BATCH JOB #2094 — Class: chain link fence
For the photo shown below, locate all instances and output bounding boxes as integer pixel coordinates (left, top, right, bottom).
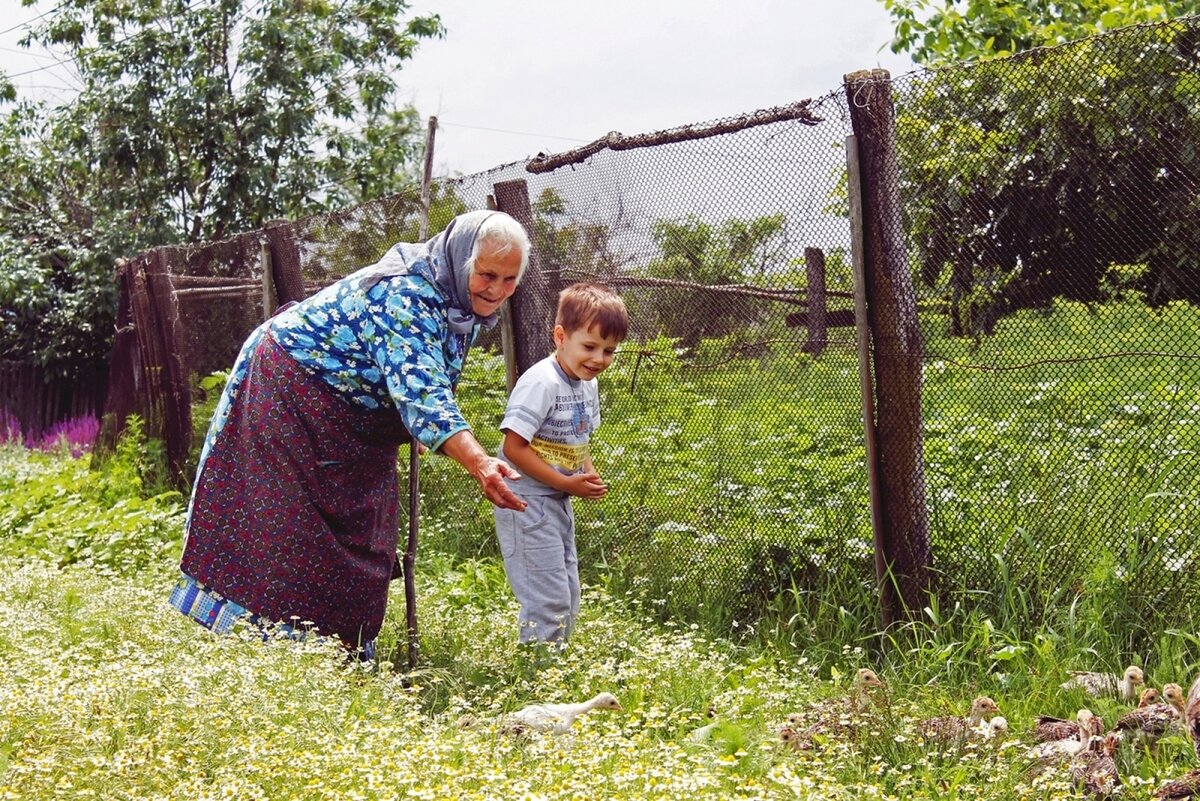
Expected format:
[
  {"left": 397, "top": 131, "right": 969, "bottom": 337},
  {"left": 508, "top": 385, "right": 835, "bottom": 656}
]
[
  {"left": 887, "top": 19, "right": 1200, "bottom": 630},
  {"left": 113, "top": 17, "right": 1200, "bottom": 637}
]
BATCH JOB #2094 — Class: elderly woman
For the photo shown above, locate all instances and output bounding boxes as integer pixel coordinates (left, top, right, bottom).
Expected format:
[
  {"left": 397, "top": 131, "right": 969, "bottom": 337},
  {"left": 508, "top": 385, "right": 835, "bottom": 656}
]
[{"left": 169, "top": 210, "right": 531, "bottom": 656}]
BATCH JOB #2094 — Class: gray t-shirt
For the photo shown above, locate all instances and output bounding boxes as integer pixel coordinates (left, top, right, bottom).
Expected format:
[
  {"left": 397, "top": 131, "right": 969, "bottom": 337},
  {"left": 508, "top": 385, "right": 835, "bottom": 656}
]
[{"left": 498, "top": 354, "right": 601, "bottom": 496}]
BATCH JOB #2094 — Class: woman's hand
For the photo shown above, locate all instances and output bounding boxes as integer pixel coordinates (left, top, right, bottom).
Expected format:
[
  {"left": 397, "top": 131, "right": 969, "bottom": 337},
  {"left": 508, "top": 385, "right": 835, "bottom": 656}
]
[
  {"left": 440, "top": 430, "right": 527, "bottom": 511},
  {"left": 475, "top": 456, "right": 527, "bottom": 510}
]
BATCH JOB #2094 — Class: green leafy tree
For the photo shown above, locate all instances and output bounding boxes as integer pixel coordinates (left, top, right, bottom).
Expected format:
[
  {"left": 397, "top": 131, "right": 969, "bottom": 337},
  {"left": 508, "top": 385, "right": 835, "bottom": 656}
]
[
  {"left": 6, "top": 0, "right": 443, "bottom": 246},
  {"left": 531, "top": 187, "right": 633, "bottom": 293},
  {"left": 0, "top": 234, "right": 116, "bottom": 380},
  {"left": 643, "top": 213, "right": 786, "bottom": 349},
  {"left": 882, "top": 0, "right": 1200, "bottom": 65},
  {"left": 0, "top": 0, "right": 443, "bottom": 379},
  {"left": 883, "top": 8, "right": 1200, "bottom": 334}
]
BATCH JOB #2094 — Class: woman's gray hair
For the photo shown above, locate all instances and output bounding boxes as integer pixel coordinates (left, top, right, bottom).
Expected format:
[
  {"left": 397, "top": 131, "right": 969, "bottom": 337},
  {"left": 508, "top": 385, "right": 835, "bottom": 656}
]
[{"left": 466, "top": 212, "right": 531, "bottom": 281}]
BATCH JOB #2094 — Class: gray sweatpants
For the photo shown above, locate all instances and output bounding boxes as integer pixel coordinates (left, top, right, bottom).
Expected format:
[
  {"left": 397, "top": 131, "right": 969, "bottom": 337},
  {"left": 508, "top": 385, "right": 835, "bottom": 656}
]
[{"left": 493, "top": 492, "right": 579, "bottom": 644}]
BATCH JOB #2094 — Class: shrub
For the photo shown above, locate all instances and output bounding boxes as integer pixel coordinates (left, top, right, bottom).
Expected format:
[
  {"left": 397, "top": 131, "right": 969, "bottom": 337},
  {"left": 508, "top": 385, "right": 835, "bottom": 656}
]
[{"left": 0, "top": 416, "right": 184, "bottom": 575}]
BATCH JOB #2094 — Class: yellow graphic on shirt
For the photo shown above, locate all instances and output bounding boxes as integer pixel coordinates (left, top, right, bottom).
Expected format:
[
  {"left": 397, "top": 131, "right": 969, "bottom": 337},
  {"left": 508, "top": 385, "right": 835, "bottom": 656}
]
[{"left": 529, "top": 437, "right": 590, "bottom": 472}]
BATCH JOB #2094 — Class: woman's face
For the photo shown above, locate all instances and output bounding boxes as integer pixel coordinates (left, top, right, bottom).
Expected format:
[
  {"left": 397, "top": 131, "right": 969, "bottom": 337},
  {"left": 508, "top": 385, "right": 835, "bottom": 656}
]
[{"left": 468, "top": 241, "right": 522, "bottom": 317}]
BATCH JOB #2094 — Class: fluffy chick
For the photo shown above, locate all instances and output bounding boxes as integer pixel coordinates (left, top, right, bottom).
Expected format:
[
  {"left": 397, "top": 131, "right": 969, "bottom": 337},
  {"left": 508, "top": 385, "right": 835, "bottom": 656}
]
[{"left": 1061, "top": 665, "right": 1145, "bottom": 701}]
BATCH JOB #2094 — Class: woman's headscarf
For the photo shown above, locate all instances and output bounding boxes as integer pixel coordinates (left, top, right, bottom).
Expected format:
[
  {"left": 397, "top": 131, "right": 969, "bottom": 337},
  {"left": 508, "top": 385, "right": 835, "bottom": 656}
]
[{"left": 356, "top": 209, "right": 502, "bottom": 334}]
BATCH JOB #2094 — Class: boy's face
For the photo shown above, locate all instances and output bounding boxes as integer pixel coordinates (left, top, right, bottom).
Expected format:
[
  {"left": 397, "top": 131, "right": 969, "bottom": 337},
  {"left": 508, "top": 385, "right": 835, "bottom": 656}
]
[{"left": 554, "top": 323, "right": 620, "bottom": 381}]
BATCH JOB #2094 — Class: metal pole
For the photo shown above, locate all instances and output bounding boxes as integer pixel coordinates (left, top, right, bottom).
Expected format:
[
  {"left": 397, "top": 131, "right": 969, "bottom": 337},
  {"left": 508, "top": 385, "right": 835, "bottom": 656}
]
[
  {"left": 846, "top": 134, "right": 892, "bottom": 632},
  {"left": 404, "top": 115, "right": 437, "bottom": 671}
]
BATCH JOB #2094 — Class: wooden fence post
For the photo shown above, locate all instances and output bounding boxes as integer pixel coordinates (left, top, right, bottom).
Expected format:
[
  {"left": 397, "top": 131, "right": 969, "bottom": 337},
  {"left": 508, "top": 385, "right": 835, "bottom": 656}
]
[
  {"left": 846, "top": 136, "right": 893, "bottom": 632},
  {"left": 264, "top": 221, "right": 306, "bottom": 307},
  {"left": 844, "top": 68, "right": 932, "bottom": 617},
  {"left": 147, "top": 247, "right": 192, "bottom": 485},
  {"left": 493, "top": 179, "right": 555, "bottom": 380},
  {"left": 802, "top": 247, "right": 828, "bottom": 356},
  {"left": 94, "top": 261, "right": 142, "bottom": 461},
  {"left": 399, "top": 114, "right": 440, "bottom": 672}
]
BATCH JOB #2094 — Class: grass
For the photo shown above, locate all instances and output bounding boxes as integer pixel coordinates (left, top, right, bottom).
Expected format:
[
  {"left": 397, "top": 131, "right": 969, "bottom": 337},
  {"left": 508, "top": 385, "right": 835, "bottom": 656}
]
[
  {"left": 3, "top": 436, "right": 1200, "bottom": 799},
  {"left": 3, "top": 545, "right": 1200, "bottom": 800},
  {"left": 2, "top": 297, "right": 1199, "bottom": 797}
]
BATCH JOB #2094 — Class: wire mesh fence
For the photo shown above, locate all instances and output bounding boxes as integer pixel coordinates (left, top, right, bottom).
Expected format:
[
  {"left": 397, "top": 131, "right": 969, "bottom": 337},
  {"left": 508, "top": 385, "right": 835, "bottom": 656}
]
[
  {"left": 110, "top": 16, "right": 1200, "bottom": 637},
  {"left": 886, "top": 18, "right": 1200, "bottom": 630}
]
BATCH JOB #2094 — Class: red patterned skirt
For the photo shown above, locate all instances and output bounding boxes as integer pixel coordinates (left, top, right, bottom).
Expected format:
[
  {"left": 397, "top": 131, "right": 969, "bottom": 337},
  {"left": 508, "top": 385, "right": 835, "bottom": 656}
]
[{"left": 180, "top": 331, "right": 410, "bottom": 647}]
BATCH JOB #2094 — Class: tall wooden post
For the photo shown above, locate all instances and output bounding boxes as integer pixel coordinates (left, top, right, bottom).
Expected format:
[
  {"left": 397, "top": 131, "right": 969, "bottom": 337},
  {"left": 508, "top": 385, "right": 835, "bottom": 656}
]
[
  {"left": 146, "top": 247, "right": 192, "bottom": 485},
  {"left": 264, "top": 221, "right": 306, "bottom": 306},
  {"left": 493, "top": 179, "right": 554, "bottom": 380},
  {"left": 802, "top": 247, "right": 828, "bottom": 356},
  {"left": 844, "top": 68, "right": 931, "bottom": 618},
  {"left": 846, "top": 136, "right": 892, "bottom": 632},
  {"left": 401, "top": 115, "right": 438, "bottom": 672}
]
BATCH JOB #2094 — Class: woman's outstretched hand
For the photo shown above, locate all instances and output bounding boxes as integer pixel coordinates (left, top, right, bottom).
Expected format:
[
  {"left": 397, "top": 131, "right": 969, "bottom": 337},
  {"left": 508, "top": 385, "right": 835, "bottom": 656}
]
[
  {"left": 476, "top": 457, "right": 527, "bottom": 511},
  {"left": 440, "top": 430, "right": 527, "bottom": 511}
]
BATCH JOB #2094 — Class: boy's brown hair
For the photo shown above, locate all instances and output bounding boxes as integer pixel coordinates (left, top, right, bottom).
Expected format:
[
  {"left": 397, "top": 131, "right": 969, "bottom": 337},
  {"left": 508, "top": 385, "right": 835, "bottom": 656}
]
[{"left": 555, "top": 282, "right": 629, "bottom": 342}]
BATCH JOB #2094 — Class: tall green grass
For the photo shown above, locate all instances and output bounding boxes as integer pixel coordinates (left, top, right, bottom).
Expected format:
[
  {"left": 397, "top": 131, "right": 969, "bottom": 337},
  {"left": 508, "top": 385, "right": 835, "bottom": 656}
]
[
  {"left": 444, "top": 299, "right": 1200, "bottom": 656},
  {"left": 4, "top": 394, "right": 1200, "bottom": 798}
]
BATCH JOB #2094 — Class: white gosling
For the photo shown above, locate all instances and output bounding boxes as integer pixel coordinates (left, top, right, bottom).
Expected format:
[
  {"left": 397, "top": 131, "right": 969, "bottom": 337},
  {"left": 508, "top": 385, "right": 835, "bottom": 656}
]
[
  {"left": 972, "top": 715, "right": 1009, "bottom": 747},
  {"left": 500, "top": 691, "right": 623, "bottom": 735}
]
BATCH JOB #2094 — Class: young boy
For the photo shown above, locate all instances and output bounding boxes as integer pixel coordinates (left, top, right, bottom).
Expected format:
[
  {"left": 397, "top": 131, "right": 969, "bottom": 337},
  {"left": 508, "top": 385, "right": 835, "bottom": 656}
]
[{"left": 493, "top": 282, "right": 629, "bottom": 646}]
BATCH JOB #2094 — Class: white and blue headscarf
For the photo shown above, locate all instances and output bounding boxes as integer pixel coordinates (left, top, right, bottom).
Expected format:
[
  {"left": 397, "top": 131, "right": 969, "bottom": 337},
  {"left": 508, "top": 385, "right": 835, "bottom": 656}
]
[{"left": 357, "top": 210, "right": 502, "bottom": 334}]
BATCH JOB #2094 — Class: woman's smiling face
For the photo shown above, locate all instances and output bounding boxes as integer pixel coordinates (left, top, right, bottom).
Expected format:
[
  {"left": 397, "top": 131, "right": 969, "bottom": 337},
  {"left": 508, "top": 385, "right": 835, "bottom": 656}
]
[{"left": 468, "top": 242, "right": 522, "bottom": 317}]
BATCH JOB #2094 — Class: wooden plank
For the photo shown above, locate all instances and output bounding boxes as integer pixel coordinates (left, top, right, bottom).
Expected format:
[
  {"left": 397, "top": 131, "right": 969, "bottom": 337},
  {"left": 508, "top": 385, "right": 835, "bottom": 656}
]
[
  {"left": 260, "top": 241, "right": 276, "bottom": 321},
  {"left": 846, "top": 133, "right": 892, "bottom": 631},
  {"left": 94, "top": 261, "right": 142, "bottom": 460},
  {"left": 147, "top": 248, "right": 192, "bottom": 485}
]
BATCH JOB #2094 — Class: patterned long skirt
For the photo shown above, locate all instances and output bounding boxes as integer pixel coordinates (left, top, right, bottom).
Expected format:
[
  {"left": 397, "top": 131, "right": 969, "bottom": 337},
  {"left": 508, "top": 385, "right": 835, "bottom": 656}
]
[{"left": 180, "top": 327, "right": 410, "bottom": 647}]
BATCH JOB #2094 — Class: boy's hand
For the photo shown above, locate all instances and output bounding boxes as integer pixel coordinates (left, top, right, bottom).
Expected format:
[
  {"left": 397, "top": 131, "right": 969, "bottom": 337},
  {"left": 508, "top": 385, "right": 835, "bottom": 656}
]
[{"left": 562, "top": 470, "right": 607, "bottom": 499}]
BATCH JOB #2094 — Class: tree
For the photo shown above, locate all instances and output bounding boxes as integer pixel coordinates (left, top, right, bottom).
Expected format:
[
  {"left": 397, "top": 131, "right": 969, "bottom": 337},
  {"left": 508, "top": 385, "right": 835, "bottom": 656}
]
[
  {"left": 5, "top": 0, "right": 443, "bottom": 247},
  {"left": 882, "top": 9, "right": 1200, "bottom": 333},
  {"left": 0, "top": 0, "right": 443, "bottom": 381},
  {"left": 0, "top": 234, "right": 116, "bottom": 381},
  {"left": 882, "top": 0, "right": 1200, "bottom": 65},
  {"left": 643, "top": 213, "right": 787, "bottom": 350}
]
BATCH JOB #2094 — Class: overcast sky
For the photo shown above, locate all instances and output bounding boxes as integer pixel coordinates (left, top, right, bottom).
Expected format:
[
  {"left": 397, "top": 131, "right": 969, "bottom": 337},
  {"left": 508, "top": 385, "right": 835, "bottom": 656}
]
[{"left": 0, "top": 0, "right": 915, "bottom": 177}]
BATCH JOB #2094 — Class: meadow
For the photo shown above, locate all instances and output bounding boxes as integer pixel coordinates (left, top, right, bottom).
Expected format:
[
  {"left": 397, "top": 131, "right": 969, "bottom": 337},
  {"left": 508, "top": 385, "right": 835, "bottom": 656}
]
[{"left": 2, "top": 298, "right": 1200, "bottom": 799}]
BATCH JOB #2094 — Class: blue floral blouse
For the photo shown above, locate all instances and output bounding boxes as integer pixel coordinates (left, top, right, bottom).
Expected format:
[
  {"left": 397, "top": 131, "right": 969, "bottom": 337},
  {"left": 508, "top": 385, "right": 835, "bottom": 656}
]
[{"left": 268, "top": 271, "right": 478, "bottom": 452}]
